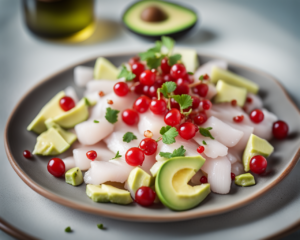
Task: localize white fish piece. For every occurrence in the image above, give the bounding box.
[73,142,115,171]
[244,93,263,114]
[141,155,157,174]
[207,103,247,123]
[206,83,217,100]
[231,161,245,176]
[74,66,93,87]
[75,117,114,145]
[201,116,244,147]
[194,60,228,80]
[84,92,101,105]
[156,137,199,161]
[114,118,141,133]
[138,110,166,140]
[91,91,138,119]
[85,80,116,95]
[84,159,134,185]
[62,156,76,171]
[226,149,241,164]
[194,133,227,158]
[190,170,204,185]
[201,156,231,194]
[64,86,79,104]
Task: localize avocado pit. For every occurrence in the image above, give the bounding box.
[141,5,168,22]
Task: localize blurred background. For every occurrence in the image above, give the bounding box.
[0,0,299,239]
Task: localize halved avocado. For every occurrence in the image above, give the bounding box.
[122,0,198,40]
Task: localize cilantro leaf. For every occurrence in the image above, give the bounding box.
[199,75,204,80]
[123,132,137,143]
[162,36,175,53]
[94,120,99,123]
[202,140,207,145]
[112,151,122,159]
[199,127,215,140]
[159,82,177,98]
[149,40,162,53]
[65,227,72,233]
[187,72,194,75]
[139,50,156,61]
[168,54,182,66]
[160,126,178,144]
[84,97,91,106]
[97,224,105,230]
[146,55,163,69]
[118,66,136,81]
[159,145,186,159]
[172,94,193,110]
[105,107,120,124]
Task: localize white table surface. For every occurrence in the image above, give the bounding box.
[0,0,299,239]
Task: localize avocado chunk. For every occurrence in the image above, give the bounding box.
[122,1,197,40]
[27,91,65,134]
[33,128,70,156]
[243,134,274,172]
[173,48,199,72]
[211,67,259,94]
[214,80,247,107]
[53,98,89,129]
[125,167,152,199]
[94,57,119,80]
[155,156,210,211]
[45,119,77,145]
[86,184,133,205]
[235,173,255,187]
[65,167,83,186]
[150,160,167,177]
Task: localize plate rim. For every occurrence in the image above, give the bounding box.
[4,52,300,222]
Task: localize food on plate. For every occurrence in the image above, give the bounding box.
[26,36,289,211]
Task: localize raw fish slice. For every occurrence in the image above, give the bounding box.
[91,92,138,119]
[140,155,157,174]
[207,103,247,123]
[194,132,228,158]
[231,161,244,176]
[85,80,116,95]
[201,156,231,194]
[244,93,263,114]
[84,92,101,105]
[73,142,115,170]
[206,84,217,100]
[201,116,244,147]
[226,149,241,164]
[138,110,166,140]
[194,60,228,80]
[64,86,79,104]
[156,137,199,161]
[62,156,76,171]
[75,117,114,145]
[190,170,204,185]
[84,159,134,184]
[74,66,93,87]
[114,119,141,133]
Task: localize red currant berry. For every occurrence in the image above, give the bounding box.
[129,56,140,65]
[246,97,253,103]
[203,74,209,80]
[233,115,244,123]
[142,85,150,97]
[191,96,201,110]
[156,76,165,87]
[139,138,158,155]
[178,122,196,140]
[194,112,208,125]
[193,83,208,97]
[162,73,175,82]
[86,150,97,161]
[47,158,65,177]
[133,82,144,95]
[140,70,156,86]
[150,99,167,115]
[250,109,264,123]
[201,99,212,110]
[231,99,237,106]
[59,96,75,111]
[148,82,161,98]
[174,83,189,95]
[164,108,181,126]
[113,82,129,97]
[131,62,145,82]
[135,186,156,206]
[125,147,145,166]
[133,96,151,113]
[160,57,171,74]
[272,120,289,139]
[197,146,205,154]
[170,63,186,79]
[170,98,180,110]
[250,155,267,174]
[176,74,190,85]
[231,172,236,180]
[200,176,208,184]
[122,109,139,125]
[23,150,32,159]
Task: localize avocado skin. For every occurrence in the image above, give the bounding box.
[122,1,198,41]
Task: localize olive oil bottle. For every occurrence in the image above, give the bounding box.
[22,0,94,39]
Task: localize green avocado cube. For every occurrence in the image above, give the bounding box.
[53,98,89,129]
[86,184,110,203]
[235,173,255,187]
[213,80,247,107]
[173,48,199,73]
[211,67,259,94]
[94,57,119,80]
[150,160,167,177]
[243,134,274,172]
[27,91,65,134]
[101,184,133,205]
[65,167,83,186]
[33,128,70,156]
